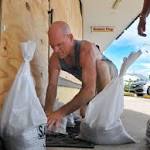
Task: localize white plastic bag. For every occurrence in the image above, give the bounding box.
[67,113,75,127]
[48,100,75,134]
[79,50,142,144]
[49,100,68,134]
[0,41,47,150]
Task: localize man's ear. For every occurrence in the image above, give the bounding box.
[68,34,73,41]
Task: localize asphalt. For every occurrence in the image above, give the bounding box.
[47,96,150,150]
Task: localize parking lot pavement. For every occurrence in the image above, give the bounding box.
[47,96,150,150]
[124,96,150,115]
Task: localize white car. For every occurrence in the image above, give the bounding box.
[130,80,150,96]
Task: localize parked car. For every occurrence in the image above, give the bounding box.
[130,80,150,96]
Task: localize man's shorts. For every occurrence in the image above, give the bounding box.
[103,58,118,79]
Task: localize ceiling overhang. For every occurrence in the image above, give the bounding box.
[81,0,143,51]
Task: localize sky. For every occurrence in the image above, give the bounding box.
[104,16,150,78]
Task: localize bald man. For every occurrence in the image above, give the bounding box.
[44,21,118,129]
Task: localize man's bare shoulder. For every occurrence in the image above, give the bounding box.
[80,40,95,57]
[79,40,96,66]
[80,40,93,51]
[49,52,59,62]
[49,52,60,69]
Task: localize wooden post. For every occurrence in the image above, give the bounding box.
[0,0,49,108]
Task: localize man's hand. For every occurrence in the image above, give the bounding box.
[80,105,87,118]
[46,110,64,130]
[138,17,147,37]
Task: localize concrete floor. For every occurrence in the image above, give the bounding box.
[47,96,150,150]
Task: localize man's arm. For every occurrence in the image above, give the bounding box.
[138,0,150,36]
[58,42,96,116]
[47,42,97,128]
[44,53,60,114]
[141,0,150,17]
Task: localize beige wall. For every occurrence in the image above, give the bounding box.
[50,0,82,40]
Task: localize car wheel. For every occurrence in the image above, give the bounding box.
[137,93,144,97]
[147,87,150,95]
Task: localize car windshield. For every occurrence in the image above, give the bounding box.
[134,74,149,82]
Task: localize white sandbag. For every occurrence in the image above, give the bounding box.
[49,100,68,134]
[79,50,142,144]
[67,113,75,127]
[48,100,75,133]
[0,41,47,150]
